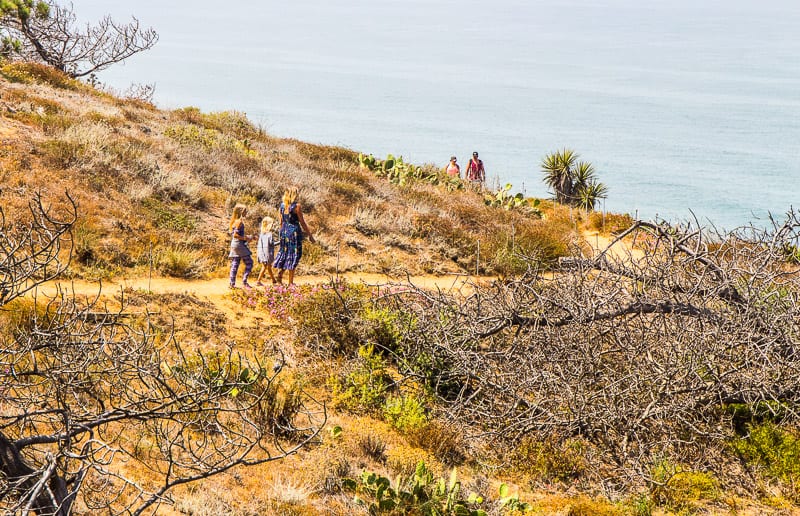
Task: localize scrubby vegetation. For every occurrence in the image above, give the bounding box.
[230,211,800,514]
[3,65,800,515]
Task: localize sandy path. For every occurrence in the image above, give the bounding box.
[584,231,645,261]
[37,272,487,303]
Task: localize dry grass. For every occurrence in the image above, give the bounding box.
[3,70,578,280]
[0,67,674,515]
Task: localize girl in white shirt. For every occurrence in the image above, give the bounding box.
[255,216,276,285]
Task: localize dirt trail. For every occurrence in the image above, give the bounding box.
[36,272,486,308]
[31,231,638,315]
[36,230,639,305]
[584,231,645,261]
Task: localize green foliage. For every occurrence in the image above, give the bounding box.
[725,401,791,435]
[497,483,532,513]
[782,243,800,264]
[359,153,464,191]
[343,461,487,515]
[541,149,607,209]
[329,425,343,439]
[624,494,654,516]
[410,349,464,400]
[484,183,542,215]
[361,304,407,351]
[331,345,392,413]
[0,1,48,21]
[731,422,800,499]
[649,460,719,511]
[383,394,428,434]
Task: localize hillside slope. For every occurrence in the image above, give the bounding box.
[0,62,578,283]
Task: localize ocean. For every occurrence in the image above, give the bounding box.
[71,0,800,229]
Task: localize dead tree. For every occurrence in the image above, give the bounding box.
[378,212,800,489]
[0,196,324,515]
[0,1,158,78]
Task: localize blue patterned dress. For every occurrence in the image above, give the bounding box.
[273,202,303,270]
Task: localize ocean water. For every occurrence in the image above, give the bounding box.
[72,0,800,228]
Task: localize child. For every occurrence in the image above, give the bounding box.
[255,216,276,286]
[228,203,255,289]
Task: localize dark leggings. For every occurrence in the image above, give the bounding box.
[229,255,253,286]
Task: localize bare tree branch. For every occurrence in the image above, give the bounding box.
[1,1,158,78]
[1,196,324,515]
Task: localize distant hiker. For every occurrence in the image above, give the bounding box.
[445,156,460,178]
[466,151,485,187]
[273,187,316,285]
[255,216,277,286]
[228,203,255,289]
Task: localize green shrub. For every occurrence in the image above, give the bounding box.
[726,401,791,435]
[361,304,407,352]
[649,460,720,511]
[731,422,800,500]
[331,345,392,413]
[383,394,428,435]
[410,348,464,401]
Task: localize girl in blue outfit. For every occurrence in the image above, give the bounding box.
[255,216,276,285]
[228,203,255,289]
[272,187,315,285]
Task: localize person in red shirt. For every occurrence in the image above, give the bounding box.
[466,151,485,187]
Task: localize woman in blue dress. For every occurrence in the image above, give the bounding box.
[272,187,316,285]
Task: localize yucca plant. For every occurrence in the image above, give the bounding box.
[541,148,607,210]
